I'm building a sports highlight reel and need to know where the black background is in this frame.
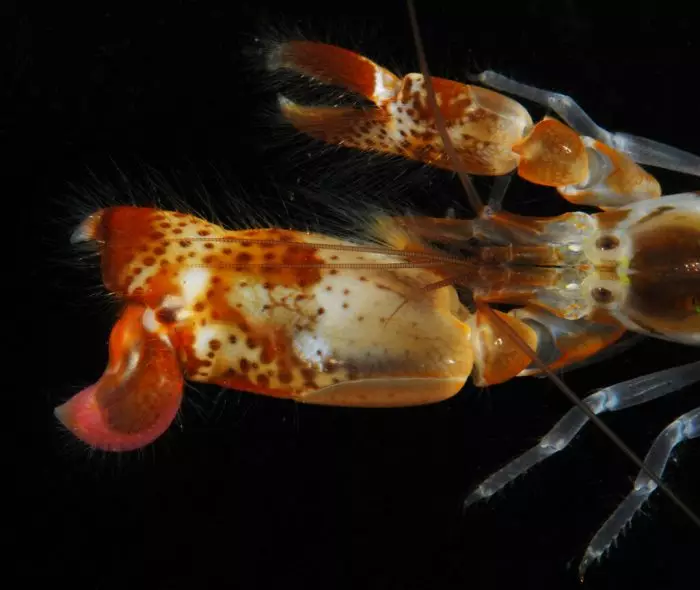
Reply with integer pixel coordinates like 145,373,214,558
8,1,700,589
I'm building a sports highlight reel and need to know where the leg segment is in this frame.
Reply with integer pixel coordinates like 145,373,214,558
472,73,666,206
463,361,700,507
578,405,700,579
475,70,700,178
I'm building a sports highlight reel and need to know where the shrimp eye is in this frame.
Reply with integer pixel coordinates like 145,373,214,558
591,287,614,304
595,235,620,251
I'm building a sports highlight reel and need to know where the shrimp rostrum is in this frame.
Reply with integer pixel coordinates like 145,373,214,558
56,37,699,579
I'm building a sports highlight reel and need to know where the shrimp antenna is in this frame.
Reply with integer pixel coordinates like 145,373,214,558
405,0,484,218
406,0,700,530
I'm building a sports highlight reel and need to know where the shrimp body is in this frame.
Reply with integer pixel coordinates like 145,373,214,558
58,190,700,454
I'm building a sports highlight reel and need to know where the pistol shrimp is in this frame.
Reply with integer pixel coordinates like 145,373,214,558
50,0,699,584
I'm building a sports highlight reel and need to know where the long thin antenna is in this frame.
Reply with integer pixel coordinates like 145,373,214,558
406,0,699,530
405,0,484,217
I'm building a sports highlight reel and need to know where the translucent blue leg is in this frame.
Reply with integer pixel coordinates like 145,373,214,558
578,405,700,580
464,362,700,508
473,71,700,177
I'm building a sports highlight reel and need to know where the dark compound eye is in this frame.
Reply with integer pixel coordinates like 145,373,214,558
595,235,620,251
591,287,614,304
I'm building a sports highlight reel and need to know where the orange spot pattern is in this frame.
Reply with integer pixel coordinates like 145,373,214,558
90,206,352,400
276,41,531,175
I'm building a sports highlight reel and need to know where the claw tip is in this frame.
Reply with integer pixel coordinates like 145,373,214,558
71,210,104,244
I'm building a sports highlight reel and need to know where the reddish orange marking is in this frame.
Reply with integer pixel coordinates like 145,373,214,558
276,41,399,103
220,229,325,289
97,207,162,293
138,270,179,309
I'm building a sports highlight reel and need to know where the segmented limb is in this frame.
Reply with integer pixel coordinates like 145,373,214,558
474,70,700,177
579,405,700,580
271,41,674,206
463,362,700,507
